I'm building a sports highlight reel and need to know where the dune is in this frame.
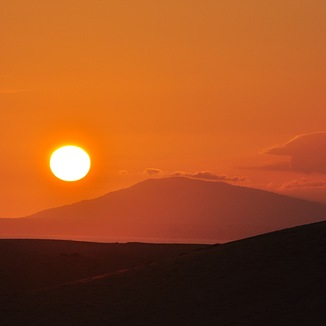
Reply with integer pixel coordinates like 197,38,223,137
0,177,325,243
0,221,324,325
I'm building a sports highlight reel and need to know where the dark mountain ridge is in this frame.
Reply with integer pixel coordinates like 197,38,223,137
0,177,325,243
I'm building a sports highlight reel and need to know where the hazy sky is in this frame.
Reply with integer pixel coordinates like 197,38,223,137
1,0,326,217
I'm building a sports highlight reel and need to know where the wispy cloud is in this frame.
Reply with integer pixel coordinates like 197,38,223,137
170,170,247,182
279,178,326,190
264,132,326,173
143,168,247,182
271,177,326,204
143,168,163,175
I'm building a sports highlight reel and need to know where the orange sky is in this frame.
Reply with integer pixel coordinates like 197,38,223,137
1,0,326,217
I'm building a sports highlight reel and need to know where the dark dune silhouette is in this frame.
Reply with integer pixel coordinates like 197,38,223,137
0,222,325,325
0,177,325,242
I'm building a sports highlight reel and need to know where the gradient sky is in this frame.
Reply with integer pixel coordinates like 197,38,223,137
1,0,326,217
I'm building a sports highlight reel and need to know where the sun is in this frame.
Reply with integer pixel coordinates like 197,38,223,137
50,146,91,182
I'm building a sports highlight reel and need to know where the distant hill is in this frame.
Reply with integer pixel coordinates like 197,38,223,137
1,221,325,325
0,177,325,242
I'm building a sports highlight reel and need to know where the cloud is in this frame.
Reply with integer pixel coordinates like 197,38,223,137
170,170,247,182
142,168,247,182
279,178,326,190
143,168,163,175
264,132,326,173
274,178,326,204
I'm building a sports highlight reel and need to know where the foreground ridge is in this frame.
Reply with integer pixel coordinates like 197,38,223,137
0,221,325,325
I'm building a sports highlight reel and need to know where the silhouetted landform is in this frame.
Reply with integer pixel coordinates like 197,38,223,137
0,177,325,243
0,240,205,296
0,222,325,325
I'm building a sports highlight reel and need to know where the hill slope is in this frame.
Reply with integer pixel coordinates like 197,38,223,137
0,177,325,242
0,240,206,296
1,221,325,325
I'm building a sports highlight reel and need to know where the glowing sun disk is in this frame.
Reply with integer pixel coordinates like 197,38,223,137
50,146,91,181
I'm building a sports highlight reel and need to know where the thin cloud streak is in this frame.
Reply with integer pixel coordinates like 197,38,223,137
272,178,326,204
142,169,247,182
170,170,247,182
279,179,326,190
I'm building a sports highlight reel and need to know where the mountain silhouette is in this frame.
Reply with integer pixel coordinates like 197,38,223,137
0,177,325,242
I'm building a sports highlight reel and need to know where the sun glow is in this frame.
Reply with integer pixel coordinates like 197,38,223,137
50,146,91,182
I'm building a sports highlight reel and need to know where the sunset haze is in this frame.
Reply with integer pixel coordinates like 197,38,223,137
1,2,326,324
1,0,326,217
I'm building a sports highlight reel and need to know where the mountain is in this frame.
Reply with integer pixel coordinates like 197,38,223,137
0,177,325,242
1,221,325,325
